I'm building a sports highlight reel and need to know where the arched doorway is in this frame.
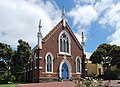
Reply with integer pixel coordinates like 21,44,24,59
59,59,72,80
61,62,69,79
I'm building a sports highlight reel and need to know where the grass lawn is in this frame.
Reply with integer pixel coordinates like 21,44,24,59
0,83,16,87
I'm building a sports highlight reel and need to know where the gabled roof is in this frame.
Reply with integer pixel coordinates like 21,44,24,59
42,19,83,50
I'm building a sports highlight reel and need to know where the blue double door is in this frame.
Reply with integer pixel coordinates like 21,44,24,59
61,63,69,79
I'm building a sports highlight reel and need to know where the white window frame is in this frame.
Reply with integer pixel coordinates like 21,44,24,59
58,30,71,55
45,52,54,73
76,56,82,74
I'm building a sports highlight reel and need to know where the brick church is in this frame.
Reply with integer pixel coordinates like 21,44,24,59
24,10,85,82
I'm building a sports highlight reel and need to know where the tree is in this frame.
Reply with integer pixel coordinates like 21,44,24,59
17,39,32,66
90,43,120,69
0,43,14,62
0,42,14,69
0,40,33,81
0,42,14,81
12,39,32,73
90,43,112,64
109,45,120,68
90,48,106,63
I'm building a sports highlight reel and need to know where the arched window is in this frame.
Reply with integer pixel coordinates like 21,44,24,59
76,57,82,74
45,52,53,73
59,31,71,54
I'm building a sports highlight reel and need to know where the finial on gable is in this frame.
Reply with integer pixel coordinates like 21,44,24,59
38,19,42,33
38,19,42,49
61,1,66,27
81,32,84,47
81,32,85,53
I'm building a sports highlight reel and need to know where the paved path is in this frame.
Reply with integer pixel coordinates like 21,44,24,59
104,80,120,87
17,81,76,87
17,80,120,87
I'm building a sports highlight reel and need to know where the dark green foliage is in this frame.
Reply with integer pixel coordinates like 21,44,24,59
103,69,113,80
11,39,33,80
90,43,112,64
0,43,14,60
90,43,120,69
90,48,106,63
0,42,14,70
10,75,16,82
0,61,6,69
0,71,8,84
0,39,32,82
109,45,120,68
17,39,32,65
103,69,120,80
0,42,14,83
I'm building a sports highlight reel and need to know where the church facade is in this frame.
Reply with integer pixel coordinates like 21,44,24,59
24,19,85,82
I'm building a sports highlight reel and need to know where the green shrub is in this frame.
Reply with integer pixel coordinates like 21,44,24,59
104,69,114,80
0,74,8,84
0,74,8,81
103,69,120,80
113,70,120,80
88,73,96,77
10,75,16,82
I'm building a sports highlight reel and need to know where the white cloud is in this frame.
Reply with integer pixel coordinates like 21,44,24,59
107,22,120,45
68,5,98,26
0,0,61,48
70,0,120,47
74,0,97,5
68,4,98,44
99,3,120,46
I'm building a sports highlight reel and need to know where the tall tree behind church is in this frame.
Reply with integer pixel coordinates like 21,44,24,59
12,39,32,80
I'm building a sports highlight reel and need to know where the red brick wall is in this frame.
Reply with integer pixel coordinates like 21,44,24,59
24,21,84,82
40,22,83,79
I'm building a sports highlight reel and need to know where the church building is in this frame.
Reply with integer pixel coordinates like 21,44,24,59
24,10,85,82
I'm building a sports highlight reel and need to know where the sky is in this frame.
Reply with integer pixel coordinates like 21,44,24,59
0,0,120,55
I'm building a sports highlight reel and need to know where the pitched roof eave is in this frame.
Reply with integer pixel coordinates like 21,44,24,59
33,19,83,51
66,22,83,50
42,20,63,42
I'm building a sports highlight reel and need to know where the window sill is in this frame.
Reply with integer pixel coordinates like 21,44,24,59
76,72,82,74
59,52,71,56
46,72,53,74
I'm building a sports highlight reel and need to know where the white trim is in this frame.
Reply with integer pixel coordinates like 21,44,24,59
39,67,42,69
45,52,54,73
58,30,71,55
35,67,37,69
76,56,82,74
39,56,42,59
35,56,42,59
59,52,71,56
59,59,72,79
